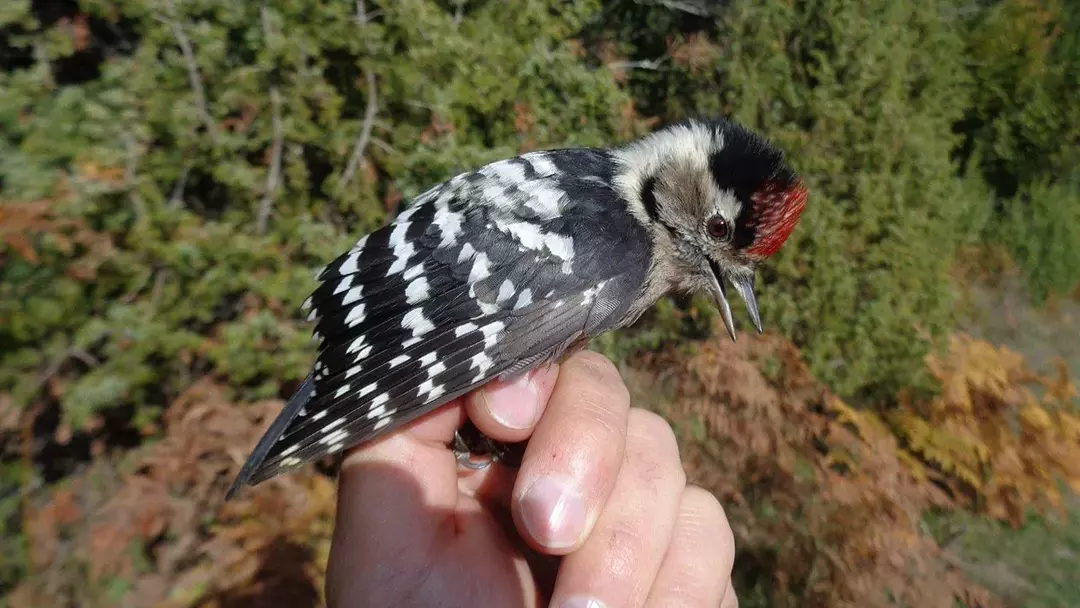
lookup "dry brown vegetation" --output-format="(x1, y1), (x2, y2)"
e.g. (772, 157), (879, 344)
(10, 380), (335, 608)
(12, 320), (1079, 607)
(644, 329), (993, 608)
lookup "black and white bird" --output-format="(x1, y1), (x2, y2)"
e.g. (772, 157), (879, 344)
(226, 117), (808, 498)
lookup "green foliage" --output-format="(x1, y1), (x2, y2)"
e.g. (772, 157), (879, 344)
(0, 0), (630, 427)
(956, 0), (1080, 301)
(989, 180), (1080, 303)
(718, 0), (986, 400)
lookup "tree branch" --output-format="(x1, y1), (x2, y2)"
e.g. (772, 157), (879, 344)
(634, 0), (715, 16)
(162, 0), (219, 143)
(607, 58), (669, 71)
(339, 69), (378, 194)
(169, 166), (190, 210)
(123, 134), (148, 220)
(256, 87), (284, 235)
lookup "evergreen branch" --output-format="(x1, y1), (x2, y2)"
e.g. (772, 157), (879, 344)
(123, 134), (148, 220)
(161, 0), (219, 144)
(169, 166), (190, 210)
(256, 88), (284, 235)
(339, 69), (378, 194)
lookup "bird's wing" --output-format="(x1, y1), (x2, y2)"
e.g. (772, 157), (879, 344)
(227, 151), (652, 494)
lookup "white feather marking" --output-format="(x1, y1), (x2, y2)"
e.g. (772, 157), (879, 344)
(455, 322), (478, 337)
(457, 242), (476, 264)
(283, 456), (300, 466)
(404, 263), (425, 281)
(469, 252), (491, 282)
(359, 383), (377, 397)
(312, 410), (327, 422)
(428, 385), (446, 399)
(348, 235), (368, 253)
(338, 252), (361, 275)
(333, 385), (351, 398)
(482, 159), (528, 183)
(514, 288), (533, 310)
(347, 335), (366, 354)
(323, 417), (346, 432)
(373, 417), (393, 431)
(517, 179), (565, 219)
(497, 279), (515, 303)
(406, 277), (429, 304)
(482, 183), (507, 206)
(403, 309), (435, 335)
(333, 275), (354, 295)
(428, 362), (447, 377)
(345, 303), (366, 327)
(389, 221), (410, 246)
(321, 429), (348, 445)
(480, 321), (504, 348)
(342, 285), (364, 306)
(402, 337), (422, 347)
(420, 352), (437, 366)
(523, 152), (559, 176)
(478, 300), (499, 315)
(367, 403), (387, 419)
(389, 354), (410, 368)
(387, 242), (415, 275)
(481, 321), (505, 337)
(470, 352), (493, 373)
(301, 296), (313, 311)
(496, 221), (574, 262)
(435, 208), (463, 248)
(282, 444), (299, 456)
(417, 379), (436, 395)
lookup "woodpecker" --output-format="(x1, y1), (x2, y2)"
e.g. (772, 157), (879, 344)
(226, 117), (808, 498)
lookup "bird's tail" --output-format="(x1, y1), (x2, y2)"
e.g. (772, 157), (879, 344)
(225, 374), (316, 501)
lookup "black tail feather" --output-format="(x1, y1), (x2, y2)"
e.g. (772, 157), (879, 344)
(225, 375), (316, 501)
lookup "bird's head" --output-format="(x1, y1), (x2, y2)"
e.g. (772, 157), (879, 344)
(614, 118), (808, 340)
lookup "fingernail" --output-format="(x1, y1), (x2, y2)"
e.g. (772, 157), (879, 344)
(519, 475), (586, 549)
(560, 597), (607, 608)
(484, 373), (539, 430)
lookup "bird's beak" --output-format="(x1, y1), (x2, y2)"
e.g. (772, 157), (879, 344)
(707, 262), (763, 342)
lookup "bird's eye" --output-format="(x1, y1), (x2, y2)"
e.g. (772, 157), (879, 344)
(706, 216), (731, 241)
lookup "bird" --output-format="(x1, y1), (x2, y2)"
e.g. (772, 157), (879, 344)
(226, 117), (808, 499)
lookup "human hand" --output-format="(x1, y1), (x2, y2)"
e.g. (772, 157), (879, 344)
(325, 350), (737, 607)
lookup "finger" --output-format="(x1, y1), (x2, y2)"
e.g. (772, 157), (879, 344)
(721, 584), (739, 608)
(327, 400), (467, 601)
(549, 409), (687, 608)
(465, 363), (560, 443)
(644, 486), (736, 608)
(511, 351), (631, 553)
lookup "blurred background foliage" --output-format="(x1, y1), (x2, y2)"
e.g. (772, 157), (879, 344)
(1, 0), (1079, 606)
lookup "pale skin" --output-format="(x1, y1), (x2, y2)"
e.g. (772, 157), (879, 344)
(326, 350), (738, 608)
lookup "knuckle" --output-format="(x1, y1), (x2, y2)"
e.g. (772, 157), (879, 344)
(683, 486), (733, 545)
(625, 409), (684, 484)
(568, 351), (626, 393)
